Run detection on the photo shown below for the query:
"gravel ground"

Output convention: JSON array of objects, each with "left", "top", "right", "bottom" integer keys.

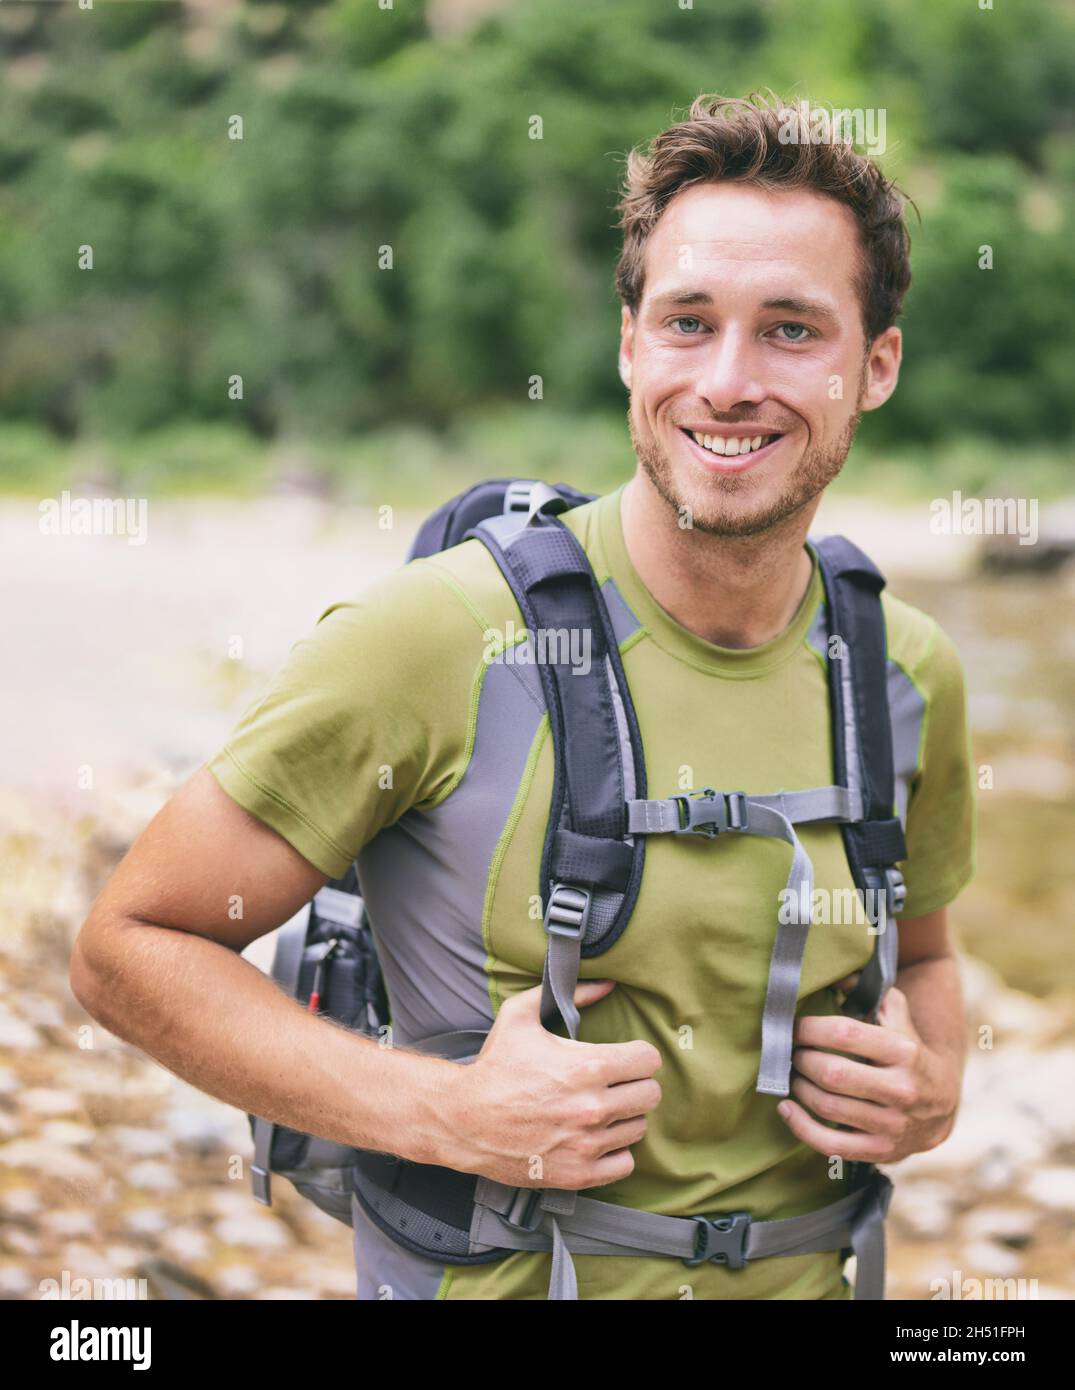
[{"left": 1, "top": 491, "right": 1071, "bottom": 1300}]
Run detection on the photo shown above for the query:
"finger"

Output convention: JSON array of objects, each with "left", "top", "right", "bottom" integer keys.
[
  {"left": 776, "top": 1098, "right": 888, "bottom": 1162},
  {"left": 790, "top": 1073, "right": 900, "bottom": 1137},
  {"left": 575, "top": 979, "right": 618, "bottom": 1007},
  {"left": 793, "top": 1011, "right": 911, "bottom": 1066},
  {"left": 877, "top": 986, "right": 915, "bottom": 1034},
  {"left": 593, "top": 1114, "right": 648, "bottom": 1156},
  {"left": 833, "top": 973, "right": 861, "bottom": 994},
  {"left": 584, "top": 1037, "right": 664, "bottom": 1085},
  {"left": 599, "top": 1077, "right": 662, "bottom": 1124},
  {"left": 792, "top": 1045, "right": 911, "bottom": 1106}
]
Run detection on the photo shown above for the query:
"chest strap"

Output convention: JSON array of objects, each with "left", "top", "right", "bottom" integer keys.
[{"left": 626, "top": 784, "right": 881, "bottom": 1097}]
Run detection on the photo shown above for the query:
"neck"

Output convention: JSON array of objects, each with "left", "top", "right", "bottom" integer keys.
[{"left": 620, "top": 473, "right": 820, "bottom": 649}]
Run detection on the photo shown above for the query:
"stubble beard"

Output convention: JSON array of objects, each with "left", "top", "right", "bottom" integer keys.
[{"left": 628, "top": 383, "right": 867, "bottom": 539}]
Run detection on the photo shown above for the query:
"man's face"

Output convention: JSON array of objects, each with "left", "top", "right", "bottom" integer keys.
[{"left": 618, "top": 181, "right": 901, "bottom": 537}]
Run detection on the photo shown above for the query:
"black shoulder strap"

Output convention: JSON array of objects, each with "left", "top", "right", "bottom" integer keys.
[
  {"left": 408, "top": 478, "right": 596, "bottom": 561},
  {"left": 815, "top": 536, "right": 907, "bottom": 1019},
  {"left": 466, "top": 487, "right": 648, "bottom": 987}
]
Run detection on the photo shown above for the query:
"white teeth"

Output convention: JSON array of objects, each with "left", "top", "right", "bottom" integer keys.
[{"left": 692, "top": 431, "right": 772, "bottom": 457}]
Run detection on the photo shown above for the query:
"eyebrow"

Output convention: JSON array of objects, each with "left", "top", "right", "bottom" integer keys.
[{"left": 648, "top": 290, "right": 840, "bottom": 327}]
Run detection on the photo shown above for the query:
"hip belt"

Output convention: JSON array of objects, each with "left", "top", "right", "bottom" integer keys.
[{"left": 469, "top": 1166, "right": 893, "bottom": 1300}]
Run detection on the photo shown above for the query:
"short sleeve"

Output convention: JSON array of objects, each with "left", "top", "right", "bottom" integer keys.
[
  {"left": 207, "top": 558, "right": 488, "bottom": 879},
  {"left": 898, "top": 621, "right": 977, "bottom": 918}
]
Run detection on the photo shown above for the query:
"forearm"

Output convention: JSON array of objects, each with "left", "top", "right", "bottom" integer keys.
[
  {"left": 894, "top": 951, "right": 967, "bottom": 1116},
  {"left": 71, "top": 917, "right": 459, "bottom": 1167}
]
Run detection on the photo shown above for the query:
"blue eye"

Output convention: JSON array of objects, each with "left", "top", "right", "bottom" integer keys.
[
  {"left": 774, "top": 323, "right": 813, "bottom": 342},
  {"left": 670, "top": 317, "right": 706, "bottom": 335}
]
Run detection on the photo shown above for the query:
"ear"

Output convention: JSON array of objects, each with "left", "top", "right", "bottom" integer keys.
[
  {"left": 618, "top": 305, "right": 635, "bottom": 391},
  {"left": 859, "top": 326, "right": 901, "bottom": 413}
]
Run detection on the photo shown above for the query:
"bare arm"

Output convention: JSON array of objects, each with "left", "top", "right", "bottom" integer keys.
[
  {"left": 70, "top": 765, "right": 457, "bottom": 1165},
  {"left": 70, "top": 766, "right": 661, "bottom": 1189}
]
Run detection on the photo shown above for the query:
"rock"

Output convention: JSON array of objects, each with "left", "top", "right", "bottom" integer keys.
[
  {"left": 124, "top": 1208, "right": 168, "bottom": 1237},
  {"left": 135, "top": 1258, "right": 216, "bottom": 1301},
  {"left": 104, "top": 1244, "right": 146, "bottom": 1271},
  {"left": 107, "top": 1125, "right": 170, "bottom": 1158},
  {"left": 1022, "top": 1167, "right": 1075, "bottom": 1211},
  {"left": 20, "top": 1087, "right": 83, "bottom": 1117},
  {"left": 125, "top": 1160, "right": 180, "bottom": 1193},
  {"left": 0, "top": 1139, "right": 102, "bottom": 1183},
  {"left": 4, "top": 1229, "right": 41, "bottom": 1257},
  {"left": 215, "top": 1264, "right": 260, "bottom": 1296},
  {"left": 0, "top": 1007, "right": 41, "bottom": 1049},
  {"left": 960, "top": 1239, "right": 1023, "bottom": 1279},
  {"left": 17, "top": 995, "right": 66, "bottom": 1029},
  {"left": 1, "top": 1187, "right": 41, "bottom": 1216},
  {"left": 39, "top": 1120, "right": 96, "bottom": 1149},
  {"left": 208, "top": 1189, "right": 256, "bottom": 1219},
  {"left": 162, "top": 1227, "right": 211, "bottom": 1263},
  {"left": 41, "top": 1209, "right": 98, "bottom": 1238},
  {"left": 961, "top": 1205, "right": 1036, "bottom": 1249},
  {"left": 0, "top": 1065, "right": 17, "bottom": 1093},
  {"left": 889, "top": 1180, "right": 959, "bottom": 1239},
  {"left": 213, "top": 1216, "right": 291, "bottom": 1252},
  {"left": 0, "top": 1266, "right": 32, "bottom": 1295}
]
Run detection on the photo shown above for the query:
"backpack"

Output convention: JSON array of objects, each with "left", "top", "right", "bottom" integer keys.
[{"left": 246, "top": 477, "right": 907, "bottom": 1299}]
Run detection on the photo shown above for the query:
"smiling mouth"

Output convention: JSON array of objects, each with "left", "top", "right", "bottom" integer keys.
[{"left": 678, "top": 427, "right": 785, "bottom": 471}]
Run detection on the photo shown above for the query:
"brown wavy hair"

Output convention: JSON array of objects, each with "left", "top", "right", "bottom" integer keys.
[{"left": 613, "top": 90, "right": 916, "bottom": 343}]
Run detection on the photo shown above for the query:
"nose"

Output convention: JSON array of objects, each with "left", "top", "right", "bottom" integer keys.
[{"left": 693, "top": 325, "right": 766, "bottom": 414}]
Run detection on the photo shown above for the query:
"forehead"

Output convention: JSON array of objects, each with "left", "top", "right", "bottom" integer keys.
[{"left": 643, "top": 181, "right": 862, "bottom": 306}]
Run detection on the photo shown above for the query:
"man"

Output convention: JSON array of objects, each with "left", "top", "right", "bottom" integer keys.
[{"left": 71, "top": 92, "right": 975, "bottom": 1300}]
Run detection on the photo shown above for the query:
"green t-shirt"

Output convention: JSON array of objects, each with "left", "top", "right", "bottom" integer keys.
[{"left": 209, "top": 482, "right": 975, "bottom": 1301}]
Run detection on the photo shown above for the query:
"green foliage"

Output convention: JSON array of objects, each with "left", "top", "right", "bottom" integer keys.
[{"left": 0, "top": 0, "right": 1071, "bottom": 471}]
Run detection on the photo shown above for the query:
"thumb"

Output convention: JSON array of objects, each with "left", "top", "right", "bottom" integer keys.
[
  {"left": 878, "top": 985, "right": 914, "bottom": 1032},
  {"left": 574, "top": 979, "right": 617, "bottom": 1007},
  {"left": 503, "top": 978, "right": 615, "bottom": 1022}
]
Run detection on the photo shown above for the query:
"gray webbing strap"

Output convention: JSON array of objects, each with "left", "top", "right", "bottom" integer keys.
[
  {"left": 625, "top": 784, "right": 862, "bottom": 834},
  {"left": 747, "top": 802, "right": 815, "bottom": 1097},
  {"left": 625, "top": 786, "right": 868, "bottom": 1098},
  {"left": 529, "top": 883, "right": 592, "bottom": 1299},
  {"left": 470, "top": 1170, "right": 891, "bottom": 1298}
]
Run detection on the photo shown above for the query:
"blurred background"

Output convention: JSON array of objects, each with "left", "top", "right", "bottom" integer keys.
[{"left": 1, "top": 0, "right": 1072, "bottom": 1301}]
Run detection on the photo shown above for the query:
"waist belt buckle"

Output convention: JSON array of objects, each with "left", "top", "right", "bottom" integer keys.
[{"left": 683, "top": 1210, "right": 751, "bottom": 1270}]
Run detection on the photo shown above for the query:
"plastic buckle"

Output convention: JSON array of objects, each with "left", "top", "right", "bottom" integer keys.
[
  {"left": 251, "top": 1165, "right": 271, "bottom": 1206},
  {"left": 885, "top": 867, "right": 907, "bottom": 919},
  {"left": 683, "top": 1210, "right": 752, "bottom": 1270},
  {"left": 504, "top": 1187, "right": 545, "bottom": 1233},
  {"left": 543, "top": 883, "right": 592, "bottom": 940},
  {"left": 504, "top": 481, "right": 534, "bottom": 515},
  {"left": 671, "top": 788, "right": 749, "bottom": 838}
]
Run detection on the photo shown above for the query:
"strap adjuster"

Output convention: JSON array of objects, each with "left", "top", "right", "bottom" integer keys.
[
  {"left": 863, "top": 865, "right": 906, "bottom": 924},
  {"left": 504, "top": 1187, "right": 545, "bottom": 1233},
  {"left": 543, "top": 883, "right": 592, "bottom": 940},
  {"left": 683, "top": 1210, "right": 752, "bottom": 1270},
  {"left": 671, "top": 788, "right": 749, "bottom": 838}
]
